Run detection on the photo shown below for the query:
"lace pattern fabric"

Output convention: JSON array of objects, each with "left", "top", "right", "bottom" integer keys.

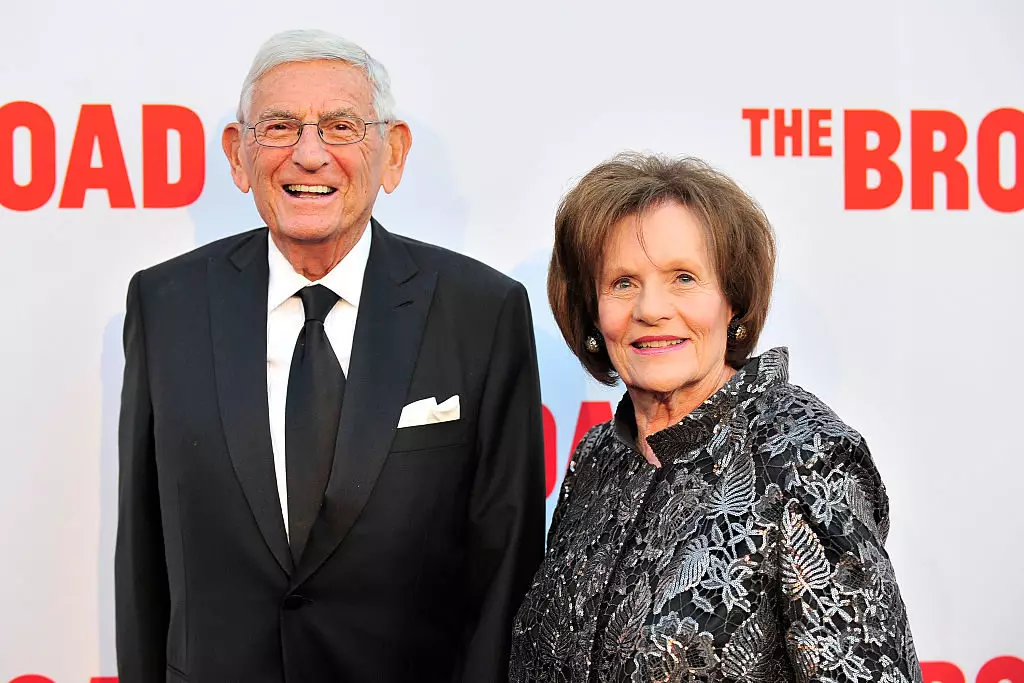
[{"left": 510, "top": 348, "right": 921, "bottom": 683}]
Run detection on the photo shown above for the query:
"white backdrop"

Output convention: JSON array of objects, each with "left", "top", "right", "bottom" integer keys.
[{"left": 1, "top": 1, "right": 1022, "bottom": 681}]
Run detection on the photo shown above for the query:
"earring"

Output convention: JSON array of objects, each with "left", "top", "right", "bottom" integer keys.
[
  {"left": 585, "top": 335, "right": 600, "bottom": 353},
  {"left": 728, "top": 319, "right": 748, "bottom": 342}
]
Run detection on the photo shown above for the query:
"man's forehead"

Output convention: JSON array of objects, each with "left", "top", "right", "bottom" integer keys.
[
  {"left": 249, "top": 60, "right": 373, "bottom": 118},
  {"left": 253, "top": 103, "right": 364, "bottom": 120}
]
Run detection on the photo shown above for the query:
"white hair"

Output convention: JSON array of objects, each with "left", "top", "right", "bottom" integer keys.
[{"left": 236, "top": 29, "right": 395, "bottom": 124}]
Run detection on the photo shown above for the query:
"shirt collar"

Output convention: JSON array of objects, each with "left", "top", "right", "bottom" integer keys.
[{"left": 267, "top": 222, "right": 372, "bottom": 313}]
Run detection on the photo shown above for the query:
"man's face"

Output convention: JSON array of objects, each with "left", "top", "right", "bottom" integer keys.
[{"left": 222, "top": 59, "right": 410, "bottom": 246}]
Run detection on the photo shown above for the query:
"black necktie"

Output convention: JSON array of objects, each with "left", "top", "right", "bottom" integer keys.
[{"left": 285, "top": 284, "right": 345, "bottom": 563}]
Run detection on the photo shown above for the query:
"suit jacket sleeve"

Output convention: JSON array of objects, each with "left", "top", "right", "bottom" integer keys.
[
  {"left": 458, "top": 282, "right": 546, "bottom": 683},
  {"left": 115, "top": 271, "right": 170, "bottom": 682}
]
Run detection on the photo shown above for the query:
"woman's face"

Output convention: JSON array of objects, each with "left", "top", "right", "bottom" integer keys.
[{"left": 596, "top": 201, "right": 734, "bottom": 398}]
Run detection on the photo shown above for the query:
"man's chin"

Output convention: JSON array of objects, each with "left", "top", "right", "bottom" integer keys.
[{"left": 269, "top": 222, "right": 350, "bottom": 245}]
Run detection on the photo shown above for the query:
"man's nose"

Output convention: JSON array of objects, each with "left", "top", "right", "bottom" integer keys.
[{"left": 290, "top": 123, "right": 331, "bottom": 170}]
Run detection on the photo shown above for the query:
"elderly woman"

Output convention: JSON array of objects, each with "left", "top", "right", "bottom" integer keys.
[{"left": 510, "top": 154, "right": 920, "bottom": 683}]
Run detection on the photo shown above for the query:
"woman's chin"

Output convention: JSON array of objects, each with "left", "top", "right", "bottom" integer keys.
[{"left": 628, "top": 374, "right": 695, "bottom": 397}]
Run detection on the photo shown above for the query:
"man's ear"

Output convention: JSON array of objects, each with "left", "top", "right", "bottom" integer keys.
[
  {"left": 380, "top": 121, "right": 412, "bottom": 194},
  {"left": 222, "top": 123, "right": 252, "bottom": 193}
]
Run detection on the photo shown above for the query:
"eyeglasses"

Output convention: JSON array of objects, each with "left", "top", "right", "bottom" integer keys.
[{"left": 247, "top": 116, "right": 389, "bottom": 147}]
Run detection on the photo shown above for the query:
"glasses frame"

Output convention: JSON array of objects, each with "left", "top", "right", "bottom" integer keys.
[{"left": 246, "top": 116, "right": 391, "bottom": 148}]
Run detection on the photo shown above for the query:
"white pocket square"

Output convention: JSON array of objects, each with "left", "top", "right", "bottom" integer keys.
[{"left": 397, "top": 395, "right": 461, "bottom": 428}]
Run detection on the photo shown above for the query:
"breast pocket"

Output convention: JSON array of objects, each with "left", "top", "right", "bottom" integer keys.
[{"left": 389, "top": 419, "right": 468, "bottom": 453}]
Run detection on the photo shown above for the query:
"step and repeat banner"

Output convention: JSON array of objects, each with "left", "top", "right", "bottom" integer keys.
[{"left": 1, "top": 1, "right": 1022, "bottom": 681}]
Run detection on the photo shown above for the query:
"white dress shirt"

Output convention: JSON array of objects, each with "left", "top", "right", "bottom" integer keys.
[{"left": 266, "top": 225, "right": 371, "bottom": 538}]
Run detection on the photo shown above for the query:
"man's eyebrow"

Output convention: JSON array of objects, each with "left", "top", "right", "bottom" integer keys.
[
  {"left": 252, "top": 107, "right": 366, "bottom": 122},
  {"left": 254, "top": 108, "right": 298, "bottom": 121},
  {"left": 321, "top": 108, "right": 363, "bottom": 119}
]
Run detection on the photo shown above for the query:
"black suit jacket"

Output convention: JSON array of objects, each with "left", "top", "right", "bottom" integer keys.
[{"left": 115, "top": 220, "right": 546, "bottom": 683}]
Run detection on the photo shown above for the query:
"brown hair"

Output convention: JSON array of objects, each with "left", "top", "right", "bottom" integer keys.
[{"left": 548, "top": 153, "right": 776, "bottom": 385}]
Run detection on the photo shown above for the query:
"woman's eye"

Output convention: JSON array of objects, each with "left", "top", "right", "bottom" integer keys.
[
  {"left": 676, "top": 273, "right": 695, "bottom": 284},
  {"left": 612, "top": 279, "right": 632, "bottom": 291}
]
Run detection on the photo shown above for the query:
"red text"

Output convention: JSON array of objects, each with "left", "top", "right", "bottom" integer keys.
[
  {"left": 742, "top": 107, "right": 1024, "bottom": 212},
  {"left": 541, "top": 401, "right": 613, "bottom": 497},
  {"left": 922, "top": 657, "right": 1024, "bottom": 683},
  {"left": 0, "top": 102, "right": 205, "bottom": 211}
]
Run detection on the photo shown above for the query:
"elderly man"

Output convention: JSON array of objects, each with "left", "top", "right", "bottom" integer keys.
[{"left": 115, "top": 29, "right": 545, "bottom": 683}]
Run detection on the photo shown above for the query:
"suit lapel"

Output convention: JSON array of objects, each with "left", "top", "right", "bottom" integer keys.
[
  {"left": 293, "top": 219, "right": 436, "bottom": 586},
  {"left": 209, "top": 229, "right": 293, "bottom": 576}
]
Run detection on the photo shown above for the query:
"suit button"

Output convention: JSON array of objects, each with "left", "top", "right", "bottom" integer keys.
[{"left": 282, "top": 594, "right": 309, "bottom": 610}]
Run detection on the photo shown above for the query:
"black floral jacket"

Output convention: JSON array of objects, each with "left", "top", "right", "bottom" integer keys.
[{"left": 510, "top": 348, "right": 921, "bottom": 683}]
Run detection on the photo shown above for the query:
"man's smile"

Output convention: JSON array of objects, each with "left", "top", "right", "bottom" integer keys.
[{"left": 283, "top": 183, "right": 338, "bottom": 198}]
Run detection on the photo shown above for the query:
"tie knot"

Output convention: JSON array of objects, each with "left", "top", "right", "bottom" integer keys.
[{"left": 298, "top": 284, "right": 340, "bottom": 324}]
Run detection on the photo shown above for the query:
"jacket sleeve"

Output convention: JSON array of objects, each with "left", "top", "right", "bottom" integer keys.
[
  {"left": 458, "top": 282, "right": 547, "bottom": 683},
  {"left": 114, "top": 271, "right": 170, "bottom": 682},
  {"left": 778, "top": 436, "right": 922, "bottom": 683}
]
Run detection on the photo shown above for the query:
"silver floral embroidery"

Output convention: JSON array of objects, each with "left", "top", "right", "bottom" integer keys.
[{"left": 510, "top": 348, "right": 921, "bottom": 683}]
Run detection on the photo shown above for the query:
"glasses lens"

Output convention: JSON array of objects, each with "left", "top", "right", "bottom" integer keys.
[
  {"left": 320, "top": 117, "right": 365, "bottom": 145},
  {"left": 255, "top": 119, "right": 300, "bottom": 146}
]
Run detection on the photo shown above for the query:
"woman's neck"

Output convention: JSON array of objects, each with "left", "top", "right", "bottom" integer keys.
[{"left": 628, "top": 363, "right": 736, "bottom": 467}]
